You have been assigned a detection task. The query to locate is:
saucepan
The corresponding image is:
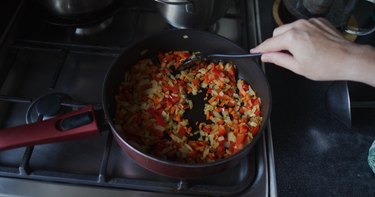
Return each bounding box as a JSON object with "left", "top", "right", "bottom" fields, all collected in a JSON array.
[
  {"left": 34, "top": 0, "right": 117, "bottom": 20},
  {"left": 154, "top": 0, "right": 232, "bottom": 29},
  {"left": 0, "top": 29, "right": 271, "bottom": 178}
]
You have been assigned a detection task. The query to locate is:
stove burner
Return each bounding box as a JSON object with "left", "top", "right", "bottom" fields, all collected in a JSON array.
[
  {"left": 33, "top": 0, "right": 124, "bottom": 34},
  {"left": 273, "top": 0, "right": 358, "bottom": 41},
  {"left": 26, "top": 92, "right": 86, "bottom": 124},
  {"left": 35, "top": 94, "right": 61, "bottom": 117},
  {"left": 75, "top": 17, "right": 113, "bottom": 36},
  {"left": 165, "top": 21, "right": 220, "bottom": 34}
]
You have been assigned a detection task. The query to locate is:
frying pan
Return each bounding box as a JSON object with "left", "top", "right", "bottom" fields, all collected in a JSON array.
[
  {"left": 103, "top": 29, "right": 271, "bottom": 178},
  {"left": 0, "top": 29, "right": 271, "bottom": 179}
]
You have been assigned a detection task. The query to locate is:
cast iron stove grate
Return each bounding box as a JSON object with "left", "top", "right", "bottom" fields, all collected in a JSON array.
[{"left": 0, "top": 0, "right": 269, "bottom": 196}]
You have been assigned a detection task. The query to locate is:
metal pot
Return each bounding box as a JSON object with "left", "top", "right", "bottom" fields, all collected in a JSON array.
[
  {"left": 35, "top": 0, "right": 115, "bottom": 19},
  {"left": 154, "top": 0, "right": 232, "bottom": 29}
]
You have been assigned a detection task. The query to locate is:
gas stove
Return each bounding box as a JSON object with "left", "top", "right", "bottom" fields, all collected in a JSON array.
[{"left": 0, "top": 0, "right": 276, "bottom": 196}]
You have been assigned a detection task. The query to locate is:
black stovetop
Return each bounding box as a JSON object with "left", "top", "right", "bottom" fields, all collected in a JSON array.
[{"left": 0, "top": 0, "right": 276, "bottom": 196}]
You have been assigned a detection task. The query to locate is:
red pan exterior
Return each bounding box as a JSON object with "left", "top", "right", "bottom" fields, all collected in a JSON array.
[{"left": 102, "top": 29, "right": 271, "bottom": 178}]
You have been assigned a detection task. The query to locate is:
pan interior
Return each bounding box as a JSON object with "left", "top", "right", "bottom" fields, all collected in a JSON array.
[{"left": 103, "top": 29, "right": 271, "bottom": 166}]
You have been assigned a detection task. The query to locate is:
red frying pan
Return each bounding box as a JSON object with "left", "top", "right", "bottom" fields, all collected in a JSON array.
[{"left": 0, "top": 29, "right": 271, "bottom": 179}]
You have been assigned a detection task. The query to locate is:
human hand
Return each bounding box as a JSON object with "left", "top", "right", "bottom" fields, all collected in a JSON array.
[{"left": 251, "top": 18, "right": 375, "bottom": 87}]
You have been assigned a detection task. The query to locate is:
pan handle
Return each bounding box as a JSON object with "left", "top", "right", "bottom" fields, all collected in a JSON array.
[{"left": 0, "top": 105, "right": 100, "bottom": 151}]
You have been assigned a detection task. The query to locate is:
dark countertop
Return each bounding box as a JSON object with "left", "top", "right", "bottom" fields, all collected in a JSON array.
[{"left": 259, "top": 0, "right": 375, "bottom": 196}]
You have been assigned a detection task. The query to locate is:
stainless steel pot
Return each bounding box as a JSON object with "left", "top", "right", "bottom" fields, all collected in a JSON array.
[
  {"left": 36, "top": 0, "right": 115, "bottom": 19},
  {"left": 154, "top": 0, "right": 232, "bottom": 29}
]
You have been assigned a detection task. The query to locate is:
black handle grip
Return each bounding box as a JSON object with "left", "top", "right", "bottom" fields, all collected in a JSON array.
[{"left": 59, "top": 112, "right": 94, "bottom": 131}]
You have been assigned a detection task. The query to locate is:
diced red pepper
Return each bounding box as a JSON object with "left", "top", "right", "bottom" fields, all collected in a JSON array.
[
  {"left": 228, "top": 142, "right": 235, "bottom": 153},
  {"left": 193, "top": 78, "right": 200, "bottom": 86},
  {"left": 240, "top": 106, "right": 248, "bottom": 114},
  {"left": 226, "top": 89, "right": 234, "bottom": 96},
  {"left": 165, "top": 84, "right": 179, "bottom": 94},
  {"left": 252, "top": 98, "right": 260, "bottom": 105},
  {"left": 218, "top": 125, "right": 227, "bottom": 136},
  {"left": 167, "top": 94, "right": 179, "bottom": 105},
  {"left": 203, "top": 125, "right": 211, "bottom": 133},
  {"left": 255, "top": 108, "right": 261, "bottom": 116},
  {"left": 212, "top": 67, "right": 222, "bottom": 77},
  {"left": 147, "top": 108, "right": 166, "bottom": 127},
  {"left": 236, "top": 133, "right": 245, "bottom": 145},
  {"left": 227, "top": 66, "right": 235, "bottom": 76},
  {"left": 178, "top": 126, "right": 187, "bottom": 138},
  {"left": 240, "top": 124, "right": 249, "bottom": 134},
  {"left": 207, "top": 88, "right": 213, "bottom": 94},
  {"left": 251, "top": 126, "right": 260, "bottom": 135},
  {"left": 242, "top": 84, "right": 249, "bottom": 91},
  {"left": 217, "top": 145, "right": 225, "bottom": 157}
]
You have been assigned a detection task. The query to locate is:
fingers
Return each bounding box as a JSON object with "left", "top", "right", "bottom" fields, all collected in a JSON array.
[
  {"left": 261, "top": 52, "right": 298, "bottom": 73},
  {"left": 250, "top": 31, "right": 292, "bottom": 54},
  {"left": 251, "top": 17, "right": 342, "bottom": 54},
  {"left": 251, "top": 19, "right": 309, "bottom": 53},
  {"left": 250, "top": 17, "right": 351, "bottom": 81},
  {"left": 272, "top": 21, "right": 296, "bottom": 36}
]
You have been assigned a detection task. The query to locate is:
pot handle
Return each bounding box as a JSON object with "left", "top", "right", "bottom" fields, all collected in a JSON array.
[
  {"left": 154, "top": 0, "right": 195, "bottom": 13},
  {"left": 0, "top": 105, "right": 100, "bottom": 151}
]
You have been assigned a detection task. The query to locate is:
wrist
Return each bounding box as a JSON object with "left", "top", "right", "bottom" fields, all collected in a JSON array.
[{"left": 346, "top": 44, "right": 375, "bottom": 87}]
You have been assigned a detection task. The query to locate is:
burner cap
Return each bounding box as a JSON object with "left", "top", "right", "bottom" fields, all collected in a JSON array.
[
  {"left": 36, "top": 94, "right": 61, "bottom": 117},
  {"left": 26, "top": 93, "right": 85, "bottom": 123}
]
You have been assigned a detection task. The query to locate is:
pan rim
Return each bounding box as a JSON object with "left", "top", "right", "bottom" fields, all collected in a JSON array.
[{"left": 102, "top": 28, "right": 272, "bottom": 169}]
